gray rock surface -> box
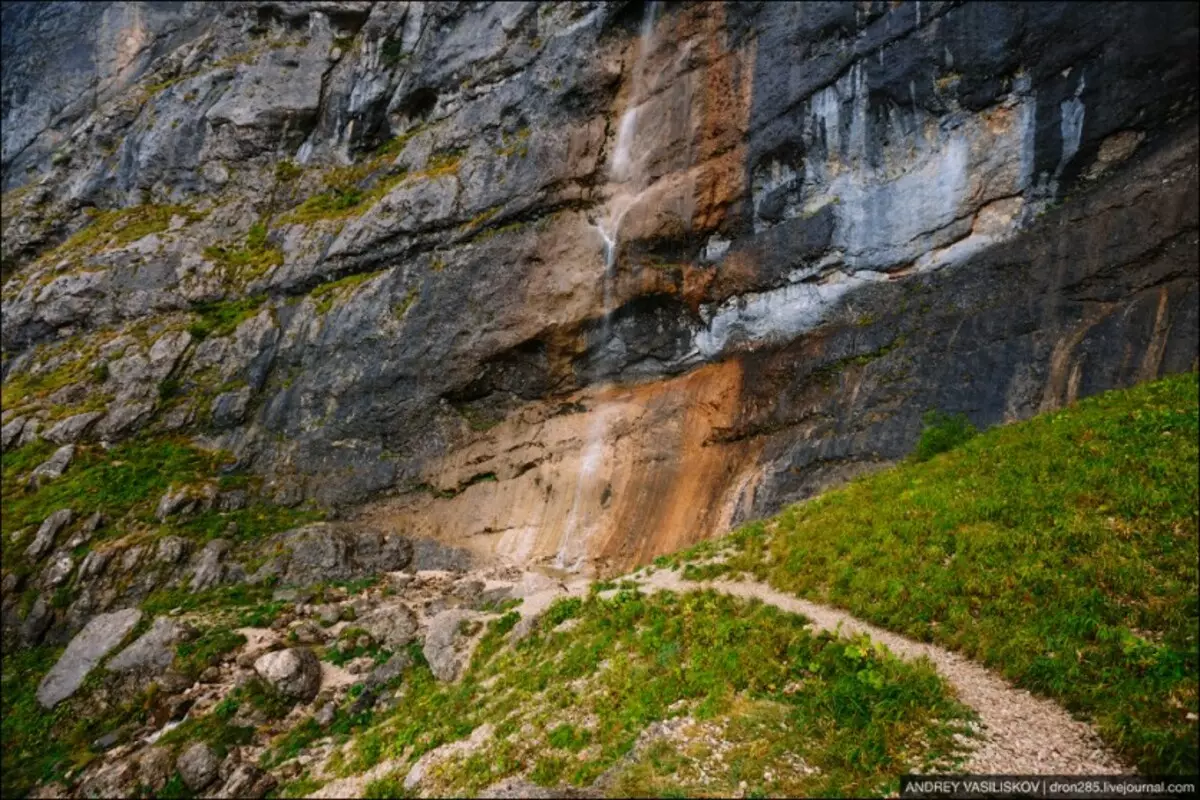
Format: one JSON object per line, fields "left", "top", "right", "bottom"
{"left": 36, "top": 607, "right": 142, "bottom": 708}
{"left": 28, "top": 445, "right": 75, "bottom": 487}
{"left": 25, "top": 508, "right": 73, "bottom": 562}
{"left": 43, "top": 411, "right": 103, "bottom": 444}
{"left": 356, "top": 603, "right": 418, "bottom": 648}
{"left": 253, "top": 647, "right": 322, "bottom": 701}
{"left": 107, "top": 616, "right": 186, "bottom": 675}
{"left": 423, "top": 609, "right": 484, "bottom": 682}
{"left": 176, "top": 742, "right": 221, "bottom": 792}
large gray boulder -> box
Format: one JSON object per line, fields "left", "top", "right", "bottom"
{"left": 25, "top": 508, "right": 73, "bottom": 562}
{"left": 107, "top": 616, "right": 187, "bottom": 676}
{"left": 176, "top": 742, "right": 221, "bottom": 792}
{"left": 37, "top": 607, "right": 142, "bottom": 707}
{"left": 253, "top": 647, "right": 321, "bottom": 701}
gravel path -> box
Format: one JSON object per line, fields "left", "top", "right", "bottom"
{"left": 635, "top": 568, "right": 1130, "bottom": 775}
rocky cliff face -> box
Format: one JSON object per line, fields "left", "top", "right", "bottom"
{"left": 3, "top": 0, "right": 1198, "bottom": 575}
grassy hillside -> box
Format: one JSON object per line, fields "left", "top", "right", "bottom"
{"left": 675, "top": 372, "right": 1199, "bottom": 773}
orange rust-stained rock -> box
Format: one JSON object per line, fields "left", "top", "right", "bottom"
{"left": 363, "top": 359, "right": 761, "bottom": 576}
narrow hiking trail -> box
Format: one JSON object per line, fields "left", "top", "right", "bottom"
{"left": 309, "top": 565, "right": 1129, "bottom": 798}
{"left": 634, "top": 568, "right": 1130, "bottom": 775}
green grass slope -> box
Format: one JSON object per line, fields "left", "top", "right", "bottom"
{"left": 676, "top": 372, "right": 1199, "bottom": 773}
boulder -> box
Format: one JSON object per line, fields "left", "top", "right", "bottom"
{"left": 1, "top": 415, "right": 26, "bottom": 449}
{"left": 423, "top": 609, "right": 484, "bottom": 682}
{"left": 28, "top": 444, "right": 75, "bottom": 487}
{"left": 365, "top": 651, "right": 412, "bottom": 691}
{"left": 135, "top": 746, "right": 174, "bottom": 792}
{"left": 37, "top": 607, "right": 142, "bottom": 707}
{"left": 107, "top": 616, "right": 187, "bottom": 676}
{"left": 20, "top": 594, "right": 53, "bottom": 645}
{"left": 44, "top": 411, "right": 103, "bottom": 444}
{"left": 253, "top": 647, "right": 321, "bottom": 701}
{"left": 25, "top": 508, "right": 73, "bottom": 562}
{"left": 176, "top": 742, "right": 221, "bottom": 791}
{"left": 357, "top": 603, "right": 419, "bottom": 648}
{"left": 272, "top": 524, "right": 412, "bottom": 586}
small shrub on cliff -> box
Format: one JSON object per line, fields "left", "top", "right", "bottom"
{"left": 911, "top": 410, "right": 977, "bottom": 462}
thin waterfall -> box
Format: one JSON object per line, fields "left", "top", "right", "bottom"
{"left": 555, "top": 1, "right": 659, "bottom": 571}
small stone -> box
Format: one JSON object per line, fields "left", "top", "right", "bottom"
{"left": 40, "top": 551, "right": 74, "bottom": 588}
{"left": 92, "top": 730, "right": 124, "bottom": 751}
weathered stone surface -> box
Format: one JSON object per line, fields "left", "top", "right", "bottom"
{"left": 213, "top": 762, "right": 277, "bottom": 800}
{"left": 36, "top": 607, "right": 141, "bottom": 708}
{"left": 39, "top": 551, "right": 74, "bottom": 589}
{"left": 107, "top": 617, "right": 186, "bottom": 676}
{"left": 176, "top": 742, "right": 221, "bottom": 792}
{"left": 25, "top": 508, "right": 73, "bottom": 562}
{"left": 28, "top": 445, "right": 74, "bottom": 487}
{"left": 1, "top": 415, "right": 27, "bottom": 449}
{"left": 269, "top": 524, "right": 413, "bottom": 586}
{"left": 21, "top": 594, "right": 53, "bottom": 645}
{"left": 357, "top": 603, "right": 418, "bottom": 648}
{"left": 189, "top": 539, "right": 232, "bottom": 591}
{"left": 253, "top": 647, "right": 322, "bottom": 701}
{"left": 43, "top": 411, "right": 103, "bottom": 444}
{"left": 423, "top": 609, "right": 484, "bottom": 682}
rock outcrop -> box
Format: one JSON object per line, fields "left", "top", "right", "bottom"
{"left": 36, "top": 607, "right": 142, "bottom": 708}
{"left": 2, "top": 1, "right": 1194, "bottom": 578}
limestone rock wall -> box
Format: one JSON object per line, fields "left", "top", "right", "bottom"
{"left": 2, "top": 1, "right": 1197, "bottom": 574}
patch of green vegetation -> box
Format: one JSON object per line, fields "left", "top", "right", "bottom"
{"left": 310, "top": 270, "right": 386, "bottom": 315}
{"left": 186, "top": 295, "right": 266, "bottom": 340}
{"left": 339, "top": 589, "right": 972, "bottom": 797}
{"left": 323, "top": 626, "right": 390, "bottom": 667}
{"left": 1, "top": 437, "right": 222, "bottom": 559}
{"left": 689, "top": 372, "right": 1199, "bottom": 773}
{"left": 393, "top": 287, "right": 419, "bottom": 319}
{"left": 39, "top": 204, "right": 203, "bottom": 265}
{"left": 241, "top": 676, "right": 298, "bottom": 720}
{"left": 453, "top": 403, "right": 503, "bottom": 432}
{"left": 0, "top": 329, "right": 121, "bottom": 414}
{"left": 1, "top": 646, "right": 159, "bottom": 797}
{"left": 174, "top": 628, "right": 247, "bottom": 680}
{"left": 261, "top": 717, "right": 324, "bottom": 769}
{"left": 160, "top": 693, "right": 254, "bottom": 757}
{"left": 170, "top": 502, "right": 322, "bottom": 548}
{"left": 202, "top": 222, "right": 284, "bottom": 283}
{"left": 141, "top": 581, "right": 279, "bottom": 619}
{"left": 275, "top": 159, "right": 304, "bottom": 183}
{"left": 156, "top": 772, "right": 194, "bottom": 799}
{"left": 363, "top": 770, "right": 413, "bottom": 798}
{"left": 911, "top": 410, "right": 978, "bottom": 462}
{"left": 280, "top": 773, "right": 327, "bottom": 798}
{"left": 379, "top": 37, "right": 407, "bottom": 67}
